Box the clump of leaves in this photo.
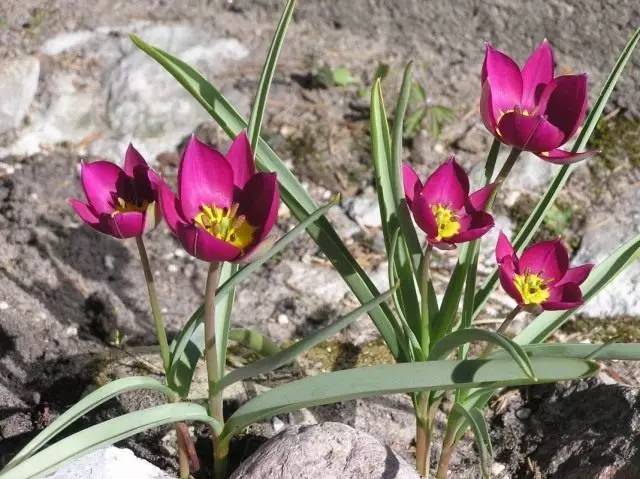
[312,65,358,88]
[404,82,455,139]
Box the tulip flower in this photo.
[481,40,593,164]
[69,145,160,238]
[158,132,279,263]
[496,232,593,311]
[403,157,495,249]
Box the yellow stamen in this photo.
[431,204,461,242]
[513,272,550,305]
[194,203,256,251]
[112,197,149,216]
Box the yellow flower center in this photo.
[513,272,550,305]
[112,197,149,216]
[431,204,461,241]
[194,203,256,251]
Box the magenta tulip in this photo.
[403,157,495,249]
[496,232,593,311]
[69,145,160,239]
[481,40,594,164]
[157,132,279,263]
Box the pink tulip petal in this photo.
[480,80,498,134]
[496,231,515,263]
[69,199,109,234]
[178,135,234,220]
[412,194,438,239]
[123,143,149,177]
[467,183,497,212]
[540,74,588,142]
[496,112,565,153]
[108,211,146,239]
[498,257,524,304]
[422,156,470,210]
[177,223,241,263]
[537,148,597,164]
[238,172,280,243]
[542,283,583,311]
[557,264,593,286]
[239,235,277,264]
[449,212,494,243]
[520,239,569,281]
[482,44,523,116]
[158,182,185,236]
[81,161,123,214]
[226,131,256,189]
[402,161,423,209]
[521,39,554,111]
[430,240,457,251]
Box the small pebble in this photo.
[277,314,289,325]
[64,325,78,337]
[321,189,332,200]
[272,416,285,433]
[103,254,115,270]
[167,264,179,273]
[0,301,8,310]
[516,408,532,420]
[174,249,187,259]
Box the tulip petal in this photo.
[496,112,565,153]
[69,199,109,234]
[422,156,470,210]
[521,39,554,111]
[558,264,593,286]
[520,239,569,281]
[540,74,588,142]
[496,231,515,263]
[177,223,241,263]
[402,162,423,209]
[482,44,523,116]
[158,182,185,235]
[467,183,497,212]
[238,172,280,243]
[498,257,524,304]
[123,143,149,177]
[81,161,123,214]
[542,283,583,311]
[480,80,497,134]
[122,144,155,202]
[226,131,256,189]
[449,211,494,243]
[179,135,234,220]
[108,212,146,239]
[537,148,597,164]
[411,194,438,239]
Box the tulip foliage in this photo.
[3,1,640,479]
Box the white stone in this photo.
[46,446,172,479]
[0,301,8,310]
[344,195,381,229]
[277,314,289,325]
[167,264,179,273]
[0,56,40,135]
[40,31,96,55]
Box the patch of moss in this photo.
[303,338,395,373]
[563,316,640,343]
[589,117,640,172]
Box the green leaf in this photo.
[168,198,339,395]
[229,328,281,357]
[331,67,357,86]
[490,342,640,361]
[0,403,220,479]
[516,230,640,344]
[408,82,426,105]
[3,377,176,471]
[452,404,492,479]
[472,27,640,321]
[374,63,390,81]
[404,108,426,139]
[429,328,536,379]
[220,357,598,440]
[247,0,296,152]
[212,287,396,396]
[131,34,401,359]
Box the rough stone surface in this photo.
[230,422,420,479]
[47,446,172,479]
[0,56,40,135]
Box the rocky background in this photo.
[1,1,640,478]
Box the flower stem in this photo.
[420,244,433,354]
[480,305,523,358]
[135,237,190,478]
[435,420,457,479]
[204,262,228,478]
[135,236,171,376]
[415,392,437,477]
[494,147,522,186]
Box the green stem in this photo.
[135,237,171,378]
[494,147,522,186]
[204,262,228,478]
[435,419,457,479]
[480,305,523,358]
[415,392,437,477]
[420,244,433,353]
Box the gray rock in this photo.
[0,56,40,135]
[230,422,420,479]
[46,447,172,479]
[344,195,382,229]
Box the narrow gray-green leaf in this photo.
[212,288,396,396]
[3,377,176,471]
[429,328,535,379]
[452,404,492,479]
[229,328,281,357]
[221,357,597,440]
[490,342,640,361]
[247,0,296,151]
[0,403,219,479]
